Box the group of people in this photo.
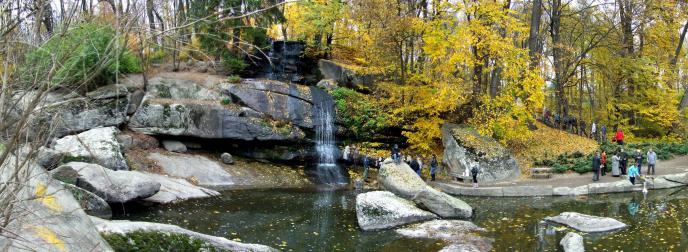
[391,144,440,181]
[541,108,630,144]
[592,148,657,185]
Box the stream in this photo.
[118,186,688,251]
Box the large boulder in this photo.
[396,220,493,252]
[318,59,377,89]
[62,183,112,219]
[148,152,234,188]
[52,162,160,203]
[28,84,130,139]
[377,158,427,198]
[139,172,220,204]
[544,212,627,233]
[52,127,129,170]
[412,187,472,218]
[441,124,519,183]
[223,79,315,128]
[355,191,436,231]
[91,217,277,252]
[560,232,584,252]
[0,155,113,251]
[661,172,688,184]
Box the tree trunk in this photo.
[674,20,688,111]
[551,0,567,126]
[528,0,542,68]
[146,0,156,42]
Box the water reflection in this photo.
[464,187,688,251]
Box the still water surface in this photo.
[119,186,688,251]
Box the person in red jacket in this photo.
[615,128,625,145]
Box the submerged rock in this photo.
[52,127,128,170]
[91,217,277,252]
[545,212,627,233]
[148,152,234,188]
[396,220,493,252]
[560,232,584,252]
[441,124,519,183]
[355,191,436,231]
[62,182,112,219]
[412,187,472,218]
[54,162,160,203]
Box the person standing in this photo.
[615,128,625,145]
[391,144,400,164]
[601,125,607,142]
[612,151,621,177]
[471,162,480,188]
[620,148,628,175]
[601,150,607,176]
[430,154,438,181]
[634,149,643,174]
[628,163,640,185]
[410,157,420,176]
[592,152,601,181]
[591,122,597,141]
[647,148,657,175]
[417,155,424,176]
[362,155,370,182]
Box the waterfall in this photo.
[311,87,347,184]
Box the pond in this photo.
[118,186,688,251]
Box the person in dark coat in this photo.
[471,162,480,188]
[592,152,601,181]
[634,149,643,174]
[410,158,420,176]
[620,148,628,175]
[430,154,439,181]
[391,144,400,164]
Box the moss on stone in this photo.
[102,231,227,252]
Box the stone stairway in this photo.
[530,167,553,179]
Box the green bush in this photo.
[102,231,224,252]
[227,75,241,83]
[330,87,390,140]
[22,23,141,90]
[220,50,247,74]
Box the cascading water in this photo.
[311,87,347,184]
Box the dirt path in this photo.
[438,155,688,188]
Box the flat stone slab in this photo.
[553,185,589,196]
[503,185,553,197]
[588,180,634,194]
[545,212,627,233]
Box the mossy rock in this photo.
[102,231,227,252]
